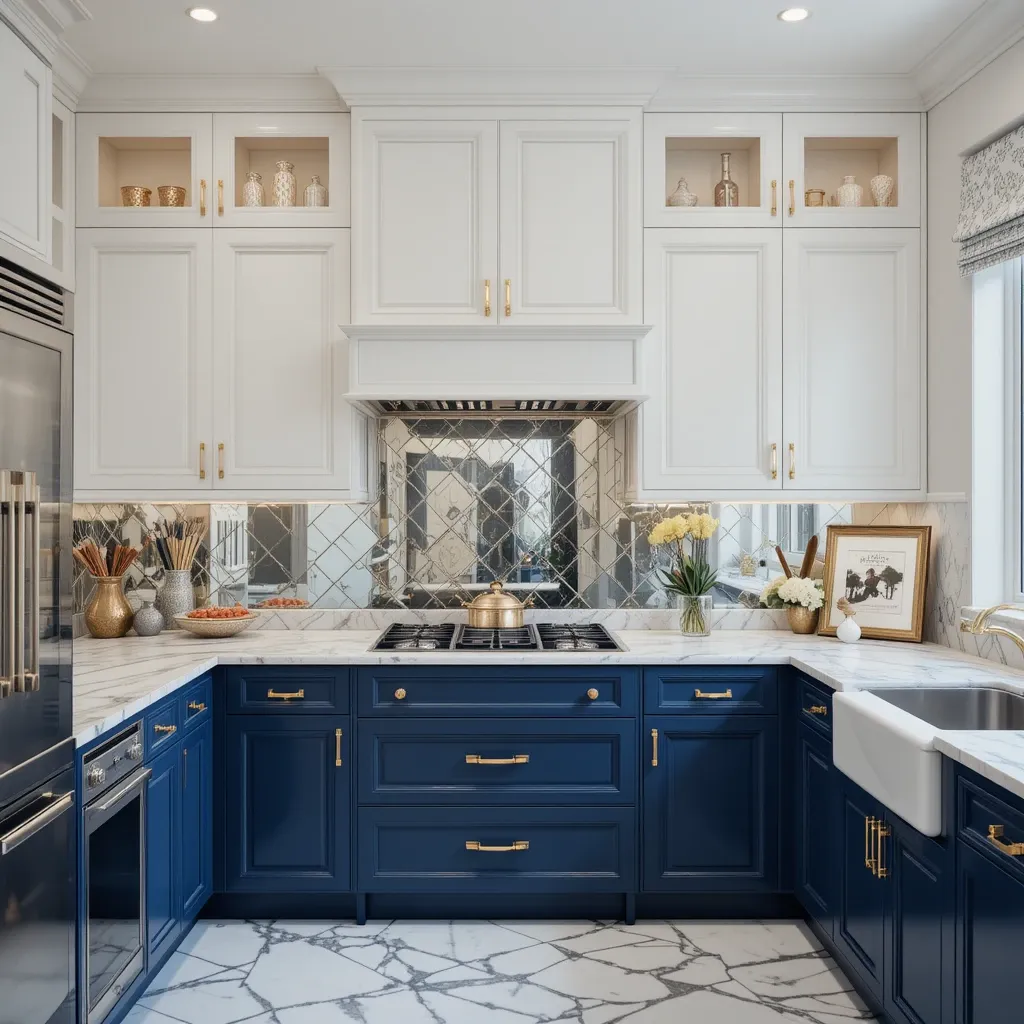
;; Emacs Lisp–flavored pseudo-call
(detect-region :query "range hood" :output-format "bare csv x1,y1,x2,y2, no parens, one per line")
342,324,651,418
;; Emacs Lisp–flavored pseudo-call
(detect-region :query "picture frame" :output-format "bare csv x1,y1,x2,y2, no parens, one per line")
819,525,931,642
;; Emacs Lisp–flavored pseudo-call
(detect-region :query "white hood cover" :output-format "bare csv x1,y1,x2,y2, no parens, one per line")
342,324,651,416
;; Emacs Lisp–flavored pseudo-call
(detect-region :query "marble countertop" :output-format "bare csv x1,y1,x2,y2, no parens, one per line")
73,629,1024,802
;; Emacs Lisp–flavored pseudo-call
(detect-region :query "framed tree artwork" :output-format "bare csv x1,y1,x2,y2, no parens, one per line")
819,525,931,642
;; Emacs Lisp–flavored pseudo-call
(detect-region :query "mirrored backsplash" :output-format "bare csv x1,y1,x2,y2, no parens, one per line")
73,416,855,615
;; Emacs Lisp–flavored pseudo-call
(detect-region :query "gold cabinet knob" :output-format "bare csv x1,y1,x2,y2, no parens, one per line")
394,688,407,701
587,688,599,700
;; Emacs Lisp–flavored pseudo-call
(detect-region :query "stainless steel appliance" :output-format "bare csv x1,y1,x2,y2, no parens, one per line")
371,622,622,652
0,257,75,1024
81,724,148,1024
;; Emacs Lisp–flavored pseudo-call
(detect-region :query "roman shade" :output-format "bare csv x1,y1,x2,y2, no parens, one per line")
955,122,1024,275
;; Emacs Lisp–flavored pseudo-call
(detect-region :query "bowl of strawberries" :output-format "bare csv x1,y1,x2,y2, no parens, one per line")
175,604,259,638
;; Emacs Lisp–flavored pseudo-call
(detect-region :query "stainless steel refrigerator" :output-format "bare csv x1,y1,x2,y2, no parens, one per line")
0,258,75,1024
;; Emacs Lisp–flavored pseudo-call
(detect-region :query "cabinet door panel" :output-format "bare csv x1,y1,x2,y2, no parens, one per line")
146,743,180,962
499,119,640,323
795,726,834,933
783,229,921,492
353,119,497,322
75,229,213,495
643,715,779,891
641,229,782,493
181,719,213,921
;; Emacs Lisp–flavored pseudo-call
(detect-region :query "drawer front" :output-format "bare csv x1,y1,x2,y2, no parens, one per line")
358,806,636,892
226,668,349,714
957,769,1024,883
358,719,635,804
182,674,212,733
357,667,638,717
644,667,777,714
795,672,833,736
145,696,182,759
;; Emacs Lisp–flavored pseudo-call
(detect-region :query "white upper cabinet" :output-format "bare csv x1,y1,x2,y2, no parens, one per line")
499,118,640,323
212,113,350,228
212,228,362,493
639,229,783,496
50,98,74,289
0,21,51,261
644,113,783,229
782,228,922,492
75,228,214,494
353,118,498,323
782,113,921,228
77,113,214,228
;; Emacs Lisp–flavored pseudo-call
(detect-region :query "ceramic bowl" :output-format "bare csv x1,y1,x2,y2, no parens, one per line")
173,612,260,638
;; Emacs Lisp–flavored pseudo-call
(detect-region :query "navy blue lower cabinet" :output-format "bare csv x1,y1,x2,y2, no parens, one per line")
224,714,351,892
795,724,835,934
146,742,181,964
180,717,213,921
358,805,635,893
642,715,779,892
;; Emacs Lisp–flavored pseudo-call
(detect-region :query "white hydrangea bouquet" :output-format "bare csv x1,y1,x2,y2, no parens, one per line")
647,512,720,636
760,574,824,633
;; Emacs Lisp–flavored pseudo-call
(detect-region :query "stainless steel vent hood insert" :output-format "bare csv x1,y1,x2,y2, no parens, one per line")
342,324,651,418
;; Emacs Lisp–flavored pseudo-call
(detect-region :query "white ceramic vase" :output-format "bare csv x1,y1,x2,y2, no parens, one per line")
304,175,327,207
837,175,863,207
272,160,296,207
870,174,894,208
837,614,861,644
242,171,264,207
666,177,699,207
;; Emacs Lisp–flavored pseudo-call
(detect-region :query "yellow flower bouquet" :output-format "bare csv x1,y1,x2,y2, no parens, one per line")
648,512,720,635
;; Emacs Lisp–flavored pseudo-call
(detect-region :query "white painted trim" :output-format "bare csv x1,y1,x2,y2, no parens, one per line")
0,0,87,61
925,493,970,503
52,37,89,107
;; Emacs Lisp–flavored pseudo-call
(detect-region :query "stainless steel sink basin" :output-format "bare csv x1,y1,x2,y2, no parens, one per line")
866,687,1024,730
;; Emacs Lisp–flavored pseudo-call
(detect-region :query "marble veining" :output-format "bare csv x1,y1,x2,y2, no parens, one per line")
124,918,876,1024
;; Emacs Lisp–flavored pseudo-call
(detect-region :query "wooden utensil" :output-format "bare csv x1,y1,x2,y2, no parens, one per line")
776,545,793,578
798,536,818,579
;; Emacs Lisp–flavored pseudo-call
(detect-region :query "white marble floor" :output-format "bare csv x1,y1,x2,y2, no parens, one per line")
124,919,877,1024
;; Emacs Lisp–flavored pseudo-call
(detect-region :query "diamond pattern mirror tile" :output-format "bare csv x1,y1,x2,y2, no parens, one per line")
73,417,854,614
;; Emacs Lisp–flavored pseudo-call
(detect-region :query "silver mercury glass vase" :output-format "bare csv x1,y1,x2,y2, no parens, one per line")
133,600,165,637
272,160,296,207
242,171,264,207
304,175,327,207
155,569,194,628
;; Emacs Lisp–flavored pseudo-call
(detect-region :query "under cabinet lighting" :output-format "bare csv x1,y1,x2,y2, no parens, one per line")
187,7,218,21
777,7,810,21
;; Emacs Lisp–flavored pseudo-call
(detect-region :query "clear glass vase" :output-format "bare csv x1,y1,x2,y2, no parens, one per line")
678,594,713,637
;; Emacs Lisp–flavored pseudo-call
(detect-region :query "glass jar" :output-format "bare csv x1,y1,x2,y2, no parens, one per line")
679,594,713,637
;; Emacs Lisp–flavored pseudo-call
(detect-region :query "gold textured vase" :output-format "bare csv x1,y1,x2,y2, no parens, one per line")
787,605,820,635
120,185,152,207
157,185,186,207
85,576,134,639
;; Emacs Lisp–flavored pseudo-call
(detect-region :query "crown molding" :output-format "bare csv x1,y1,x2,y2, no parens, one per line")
52,38,90,107
77,73,344,112
0,0,88,61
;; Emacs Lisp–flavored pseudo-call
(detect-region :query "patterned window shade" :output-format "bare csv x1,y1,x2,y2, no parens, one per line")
954,122,1024,276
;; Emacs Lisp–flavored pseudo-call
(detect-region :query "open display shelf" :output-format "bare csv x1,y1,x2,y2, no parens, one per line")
803,136,899,209
232,135,330,210
97,136,193,208
664,136,762,209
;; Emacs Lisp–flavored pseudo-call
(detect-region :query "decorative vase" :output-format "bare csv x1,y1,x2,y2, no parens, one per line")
304,175,327,207
155,569,194,628
714,153,739,207
787,605,820,634
870,174,894,208
739,553,757,577
679,594,713,637
242,171,264,207
85,577,134,639
804,188,826,207
666,177,699,207
272,161,296,207
836,175,863,207
133,600,165,637
837,612,861,644
157,185,186,207
120,185,151,207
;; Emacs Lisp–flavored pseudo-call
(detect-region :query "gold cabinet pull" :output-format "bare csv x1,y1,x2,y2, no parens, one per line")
865,815,876,873
807,705,828,716
504,279,511,317
770,179,778,217
651,728,659,767
770,442,778,480
788,442,796,480
876,822,891,878
154,724,177,735
465,754,529,765
465,840,529,853
218,442,225,480
587,688,599,701
267,688,304,701
694,688,733,699
988,824,1024,856
217,179,224,216
199,442,207,480
394,688,407,701
484,279,491,317
335,728,343,767
788,179,795,217
188,701,207,712
200,179,207,217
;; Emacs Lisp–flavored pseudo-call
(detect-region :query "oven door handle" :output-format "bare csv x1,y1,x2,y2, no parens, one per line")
93,768,152,814
1,791,74,856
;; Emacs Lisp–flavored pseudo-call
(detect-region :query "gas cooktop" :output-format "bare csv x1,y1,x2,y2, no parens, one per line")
371,623,622,652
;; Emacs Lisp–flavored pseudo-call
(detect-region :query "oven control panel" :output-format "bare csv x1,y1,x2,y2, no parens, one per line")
83,723,144,795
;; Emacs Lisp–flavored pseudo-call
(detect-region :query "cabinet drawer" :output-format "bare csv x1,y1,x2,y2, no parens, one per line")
358,719,635,804
357,806,635,892
957,769,1024,883
182,674,212,733
795,672,833,736
145,696,182,759
644,667,777,714
225,668,349,714
357,667,638,717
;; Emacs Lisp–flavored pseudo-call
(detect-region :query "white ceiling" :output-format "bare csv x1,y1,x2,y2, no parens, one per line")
64,0,995,78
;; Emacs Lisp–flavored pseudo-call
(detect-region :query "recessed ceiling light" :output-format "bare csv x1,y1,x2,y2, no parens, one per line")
778,8,811,21
187,7,218,22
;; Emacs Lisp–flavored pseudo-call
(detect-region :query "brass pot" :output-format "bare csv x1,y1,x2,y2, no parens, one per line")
120,185,152,207
85,576,134,638
787,605,820,635
157,185,187,207
462,580,534,629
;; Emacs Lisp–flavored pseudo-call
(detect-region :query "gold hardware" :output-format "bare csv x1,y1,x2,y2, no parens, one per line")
394,688,407,700
154,724,177,735
788,442,796,480
651,728,659,767
217,179,224,216
587,688,599,700
960,605,1024,657
807,705,828,716
199,442,206,480
335,728,343,767
267,688,305,701
865,815,876,873
770,179,778,217
694,688,733,699
465,754,529,765
770,443,778,480
504,279,511,317
200,179,207,217
484,279,491,317
988,824,1024,856
218,442,225,480
465,840,529,853
188,701,206,712
788,179,795,217
876,822,891,878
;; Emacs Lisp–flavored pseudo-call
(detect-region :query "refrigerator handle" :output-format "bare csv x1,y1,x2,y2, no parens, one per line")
24,472,39,692
0,470,10,699
12,474,25,693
